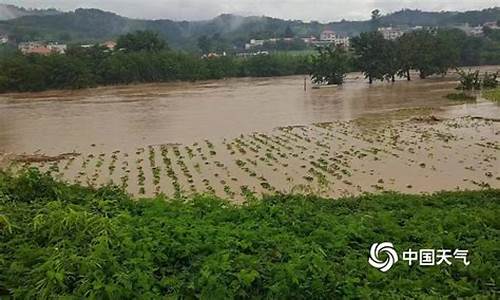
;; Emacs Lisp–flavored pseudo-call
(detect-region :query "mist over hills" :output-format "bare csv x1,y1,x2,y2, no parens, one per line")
0,4,60,21
0,5,498,50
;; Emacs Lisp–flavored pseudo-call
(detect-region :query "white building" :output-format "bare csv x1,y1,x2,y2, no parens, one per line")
245,39,265,50
0,35,8,44
301,36,317,44
319,30,350,47
18,42,67,55
378,27,404,40
48,43,67,54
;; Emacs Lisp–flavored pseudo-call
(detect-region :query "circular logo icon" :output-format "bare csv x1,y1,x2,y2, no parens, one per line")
368,242,399,272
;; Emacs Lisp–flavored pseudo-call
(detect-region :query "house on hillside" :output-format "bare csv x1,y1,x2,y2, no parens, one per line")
18,42,67,55
483,21,500,29
301,36,317,44
0,34,8,44
101,41,116,50
377,27,404,40
317,30,350,47
245,39,265,50
451,23,484,36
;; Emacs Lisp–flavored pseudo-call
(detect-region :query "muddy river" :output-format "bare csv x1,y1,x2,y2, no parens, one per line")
1,68,499,200
1,68,499,155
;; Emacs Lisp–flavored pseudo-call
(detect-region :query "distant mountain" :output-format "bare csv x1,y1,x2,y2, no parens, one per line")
0,6,498,50
0,4,60,21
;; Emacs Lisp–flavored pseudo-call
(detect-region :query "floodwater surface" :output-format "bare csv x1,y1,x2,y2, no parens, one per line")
1,68,499,201
1,68,499,155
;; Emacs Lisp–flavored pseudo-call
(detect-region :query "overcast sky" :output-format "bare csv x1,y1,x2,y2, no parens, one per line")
2,0,498,22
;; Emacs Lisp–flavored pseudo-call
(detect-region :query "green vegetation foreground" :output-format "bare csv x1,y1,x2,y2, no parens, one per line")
0,169,499,298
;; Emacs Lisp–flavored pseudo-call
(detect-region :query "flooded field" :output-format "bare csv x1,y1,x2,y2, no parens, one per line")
1,68,499,201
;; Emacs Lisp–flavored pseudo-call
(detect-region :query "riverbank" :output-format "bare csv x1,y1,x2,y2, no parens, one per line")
0,169,498,298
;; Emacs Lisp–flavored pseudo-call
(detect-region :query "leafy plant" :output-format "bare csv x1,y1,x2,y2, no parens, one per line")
0,170,499,298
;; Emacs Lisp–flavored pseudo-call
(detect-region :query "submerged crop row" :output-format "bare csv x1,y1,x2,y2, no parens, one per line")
0,169,498,298
10,116,499,201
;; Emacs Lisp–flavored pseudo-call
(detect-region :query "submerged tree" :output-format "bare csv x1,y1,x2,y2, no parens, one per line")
370,9,382,31
457,69,481,90
407,29,461,79
396,32,418,81
382,39,399,82
351,31,387,84
310,45,350,85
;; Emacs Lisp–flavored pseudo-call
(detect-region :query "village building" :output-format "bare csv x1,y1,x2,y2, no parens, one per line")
316,30,350,47
18,41,67,55
377,27,405,40
245,39,265,50
101,41,117,50
483,21,500,29
301,36,317,44
0,34,8,44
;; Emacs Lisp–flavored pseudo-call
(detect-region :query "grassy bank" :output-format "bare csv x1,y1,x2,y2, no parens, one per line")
0,169,499,298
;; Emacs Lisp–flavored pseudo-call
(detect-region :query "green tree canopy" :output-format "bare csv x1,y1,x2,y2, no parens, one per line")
116,30,168,53
310,45,350,85
351,31,387,84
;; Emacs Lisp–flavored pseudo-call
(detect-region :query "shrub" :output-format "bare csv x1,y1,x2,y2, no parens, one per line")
0,170,499,298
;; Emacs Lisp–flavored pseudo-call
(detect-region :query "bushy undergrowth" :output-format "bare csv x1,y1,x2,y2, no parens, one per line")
0,169,499,298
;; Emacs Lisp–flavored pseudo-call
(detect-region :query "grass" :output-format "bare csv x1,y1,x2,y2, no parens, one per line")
445,92,476,102
0,169,499,298
482,88,500,102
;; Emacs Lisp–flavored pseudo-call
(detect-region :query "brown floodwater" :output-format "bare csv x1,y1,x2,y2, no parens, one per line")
1,67,499,156
1,67,499,200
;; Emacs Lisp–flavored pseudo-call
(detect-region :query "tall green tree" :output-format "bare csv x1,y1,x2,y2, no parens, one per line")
351,31,387,84
409,29,461,78
197,35,212,54
284,25,294,38
371,9,382,31
310,45,350,85
396,32,418,80
382,39,399,82
116,31,168,53
410,29,440,78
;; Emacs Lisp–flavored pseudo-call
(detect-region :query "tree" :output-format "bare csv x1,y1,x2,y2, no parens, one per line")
396,32,418,80
371,9,382,31
351,31,387,84
382,39,399,82
197,35,212,54
284,25,294,38
310,45,350,85
409,29,440,79
116,31,167,53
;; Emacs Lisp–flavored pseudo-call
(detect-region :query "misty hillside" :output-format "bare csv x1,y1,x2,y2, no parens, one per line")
0,4,60,21
0,6,498,50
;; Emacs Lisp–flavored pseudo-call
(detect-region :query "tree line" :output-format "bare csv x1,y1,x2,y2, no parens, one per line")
0,27,498,93
311,27,497,85
0,31,311,93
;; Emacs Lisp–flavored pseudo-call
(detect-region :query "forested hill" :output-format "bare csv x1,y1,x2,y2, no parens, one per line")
0,6,499,50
